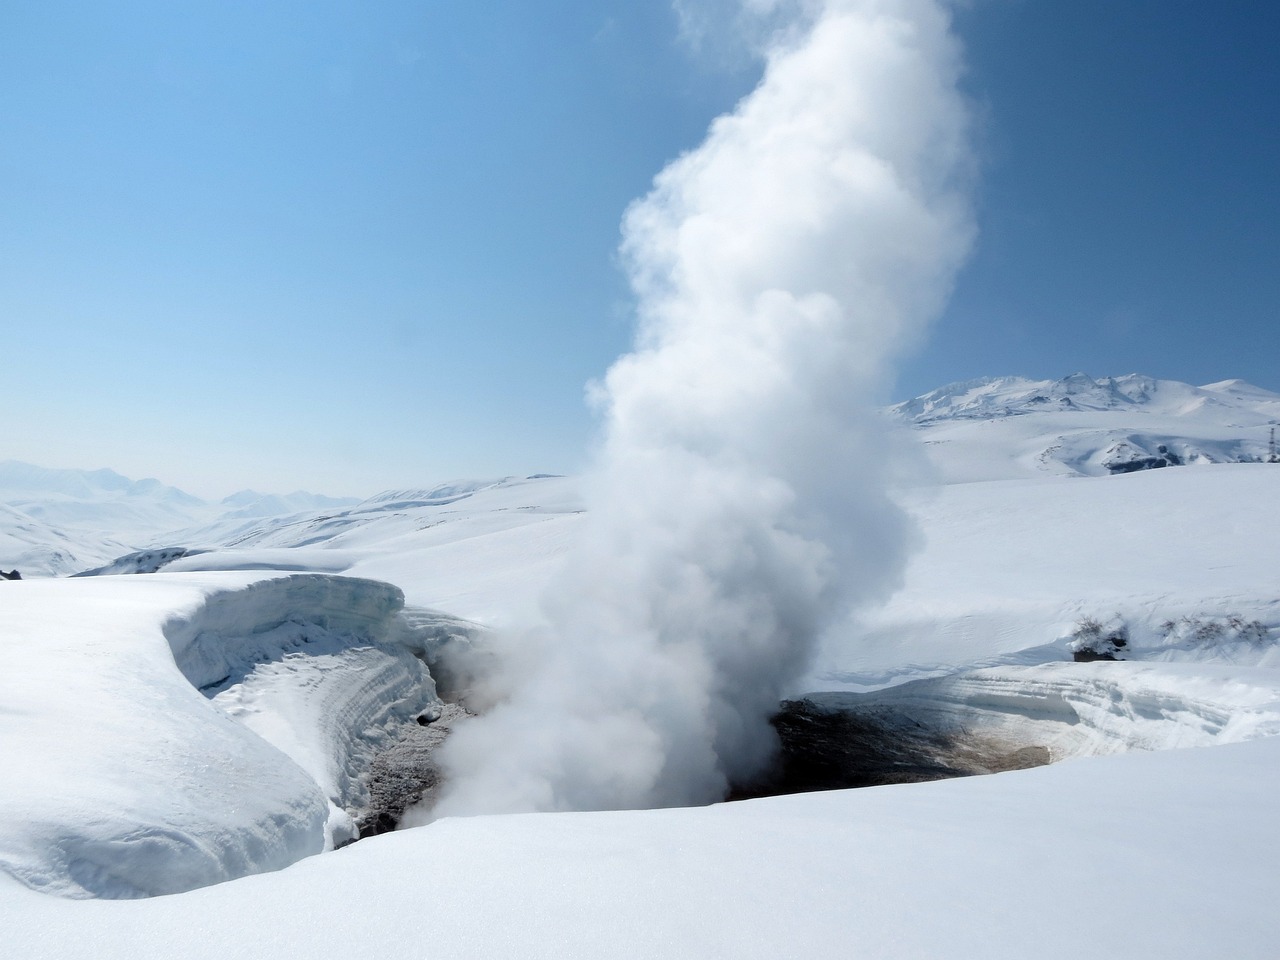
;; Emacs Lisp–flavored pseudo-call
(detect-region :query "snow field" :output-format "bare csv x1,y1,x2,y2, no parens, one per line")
818,464,1280,685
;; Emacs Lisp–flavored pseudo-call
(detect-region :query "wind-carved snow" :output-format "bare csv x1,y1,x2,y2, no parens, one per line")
163,575,443,848
0,572,439,899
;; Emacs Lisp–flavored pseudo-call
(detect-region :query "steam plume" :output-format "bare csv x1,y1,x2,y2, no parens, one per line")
433,0,974,815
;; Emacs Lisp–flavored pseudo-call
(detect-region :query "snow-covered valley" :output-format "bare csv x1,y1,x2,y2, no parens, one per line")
2,373,1279,957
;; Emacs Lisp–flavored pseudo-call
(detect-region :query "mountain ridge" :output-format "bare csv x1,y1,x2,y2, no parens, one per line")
892,372,1280,425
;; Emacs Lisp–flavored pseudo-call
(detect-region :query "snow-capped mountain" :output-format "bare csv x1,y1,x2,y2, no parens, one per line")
0,460,203,505
892,373,1280,482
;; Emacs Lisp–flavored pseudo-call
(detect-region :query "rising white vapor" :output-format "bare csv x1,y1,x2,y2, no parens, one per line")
431,0,974,816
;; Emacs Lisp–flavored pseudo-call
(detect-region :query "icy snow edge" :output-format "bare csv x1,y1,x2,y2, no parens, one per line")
0,573,440,899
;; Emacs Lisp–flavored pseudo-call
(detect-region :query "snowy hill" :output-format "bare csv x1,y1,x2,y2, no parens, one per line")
893,372,1280,425
892,373,1280,482
0,500,135,577
0,461,217,574
218,490,360,520
0,461,364,577
11,372,1272,576
163,474,585,622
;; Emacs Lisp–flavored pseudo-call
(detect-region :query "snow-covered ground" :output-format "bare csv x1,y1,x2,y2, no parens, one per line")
817,463,1280,685
1,374,1279,956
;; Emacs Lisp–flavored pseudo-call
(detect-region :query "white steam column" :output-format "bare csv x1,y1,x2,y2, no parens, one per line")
434,0,975,815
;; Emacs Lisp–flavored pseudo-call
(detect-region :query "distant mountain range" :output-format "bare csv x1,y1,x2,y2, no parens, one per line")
0,459,569,577
3,374,1277,575
0,460,360,576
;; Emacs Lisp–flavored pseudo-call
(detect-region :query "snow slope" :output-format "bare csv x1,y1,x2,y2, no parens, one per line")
164,474,586,622
815,464,1280,686
0,500,134,577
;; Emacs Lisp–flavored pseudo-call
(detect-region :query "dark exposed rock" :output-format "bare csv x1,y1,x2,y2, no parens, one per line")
0,569,20,580
1106,445,1183,474
1072,649,1119,662
353,702,471,838
730,698,1049,801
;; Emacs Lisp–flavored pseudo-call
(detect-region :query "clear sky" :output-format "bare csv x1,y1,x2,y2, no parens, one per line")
3,1,1278,498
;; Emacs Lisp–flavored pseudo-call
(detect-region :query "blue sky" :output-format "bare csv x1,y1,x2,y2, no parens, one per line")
3,1,1278,497
925,0,1280,401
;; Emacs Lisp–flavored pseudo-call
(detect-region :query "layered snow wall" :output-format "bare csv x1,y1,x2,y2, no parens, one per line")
0,573,438,899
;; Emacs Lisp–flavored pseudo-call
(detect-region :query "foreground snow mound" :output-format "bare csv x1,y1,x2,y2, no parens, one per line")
0,573,435,899
3,735,1280,959
890,373,1280,481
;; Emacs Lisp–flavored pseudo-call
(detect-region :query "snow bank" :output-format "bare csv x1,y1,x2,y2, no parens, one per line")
0,572,435,899
162,574,404,690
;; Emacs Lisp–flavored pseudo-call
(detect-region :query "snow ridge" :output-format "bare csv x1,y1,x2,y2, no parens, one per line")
892,372,1280,425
